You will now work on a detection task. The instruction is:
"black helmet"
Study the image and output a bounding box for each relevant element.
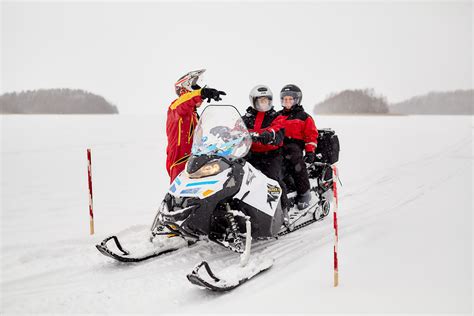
[280,84,302,107]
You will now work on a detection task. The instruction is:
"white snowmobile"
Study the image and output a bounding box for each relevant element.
[96,105,340,291]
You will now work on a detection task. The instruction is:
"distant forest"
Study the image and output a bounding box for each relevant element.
[314,89,389,114]
[0,89,119,114]
[390,90,472,115]
[313,89,472,115]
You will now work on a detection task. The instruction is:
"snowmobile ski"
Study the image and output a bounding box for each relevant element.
[186,205,327,291]
[97,199,328,263]
[96,234,190,263]
[186,257,273,292]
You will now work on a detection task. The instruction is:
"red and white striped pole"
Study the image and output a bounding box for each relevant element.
[87,149,95,235]
[332,165,339,287]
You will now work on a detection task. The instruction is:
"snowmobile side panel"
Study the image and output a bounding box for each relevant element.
[234,162,282,217]
[169,167,231,199]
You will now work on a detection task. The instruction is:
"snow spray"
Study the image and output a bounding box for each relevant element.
[332,165,339,287]
[87,149,95,235]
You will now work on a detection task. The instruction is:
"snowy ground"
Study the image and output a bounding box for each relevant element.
[1,112,472,314]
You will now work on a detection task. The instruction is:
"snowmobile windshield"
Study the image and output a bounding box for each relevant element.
[191,105,252,160]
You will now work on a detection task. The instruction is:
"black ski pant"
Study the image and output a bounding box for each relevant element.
[282,143,310,195]
[247,150,289,210]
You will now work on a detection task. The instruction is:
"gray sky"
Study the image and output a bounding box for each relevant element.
[2,1,472,114]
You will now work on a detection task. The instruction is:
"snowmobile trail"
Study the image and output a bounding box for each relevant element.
[2,115,471,313]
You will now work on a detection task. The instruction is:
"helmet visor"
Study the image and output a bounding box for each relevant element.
[255,96,272,112]
[281,90,302,107]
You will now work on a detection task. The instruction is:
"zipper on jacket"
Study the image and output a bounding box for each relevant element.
[178,117,183,146]
[188,117,194,144]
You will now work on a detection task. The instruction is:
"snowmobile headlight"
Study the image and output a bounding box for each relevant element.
[188,161,226,179]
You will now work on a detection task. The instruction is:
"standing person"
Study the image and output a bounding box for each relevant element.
[277,84,318,210]
[242,85,289,223]
[166,69,226,183]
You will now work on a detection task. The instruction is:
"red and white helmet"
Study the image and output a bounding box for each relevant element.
[174,69,206,96]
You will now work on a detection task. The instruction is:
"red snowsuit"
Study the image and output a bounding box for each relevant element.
[277,105,318,195]
[278,105,318,153]
[166,89,202,183]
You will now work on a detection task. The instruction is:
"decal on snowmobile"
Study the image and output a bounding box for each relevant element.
[168,168,230,199]
[246,168,256,185]
[186,180,219,187]
[266,184,281,208]
[170,184,177,193]
[234,163,281,217]
[180,188,200,195]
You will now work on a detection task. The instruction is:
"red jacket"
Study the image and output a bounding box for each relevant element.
[242,107,285,153]
[277,105,318,152]
[166,89,202,181]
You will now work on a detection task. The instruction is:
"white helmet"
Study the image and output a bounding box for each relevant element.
[175,69,206,96]
[249,85,273,112]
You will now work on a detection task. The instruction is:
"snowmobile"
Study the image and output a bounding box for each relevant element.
[96,105,340,291]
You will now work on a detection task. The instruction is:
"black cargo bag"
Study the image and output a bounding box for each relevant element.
[315,129,340,164]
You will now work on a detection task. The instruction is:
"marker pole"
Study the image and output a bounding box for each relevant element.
[87,149,95,235]
[332,165,339,287]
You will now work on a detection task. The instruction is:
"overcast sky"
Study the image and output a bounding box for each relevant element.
[2,1,472,114]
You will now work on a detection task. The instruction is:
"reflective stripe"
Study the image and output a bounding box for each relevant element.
[170,89,202,110]
[169,154,190,171]
[188,117,194,144]
[175,75,190,85]
[186,180,219,187]
[178,117,182,146]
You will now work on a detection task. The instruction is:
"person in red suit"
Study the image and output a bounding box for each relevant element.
[242,85,288,221]
[166,69,225,183]
[277,84,318,210]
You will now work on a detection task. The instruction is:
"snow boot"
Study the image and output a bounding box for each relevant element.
[296,190,312,210]
[282,206,290,228]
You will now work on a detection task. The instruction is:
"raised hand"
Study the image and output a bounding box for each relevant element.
[201,88,226,103]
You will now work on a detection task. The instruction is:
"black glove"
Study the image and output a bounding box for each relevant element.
[304,152,316,164]
[256,130,273,144]
[201,87,226,103]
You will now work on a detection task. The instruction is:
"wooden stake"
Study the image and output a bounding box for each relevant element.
[90,218,95,235]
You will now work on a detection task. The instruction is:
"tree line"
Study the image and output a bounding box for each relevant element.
[313,89,472,115]
[0,88,119,114]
